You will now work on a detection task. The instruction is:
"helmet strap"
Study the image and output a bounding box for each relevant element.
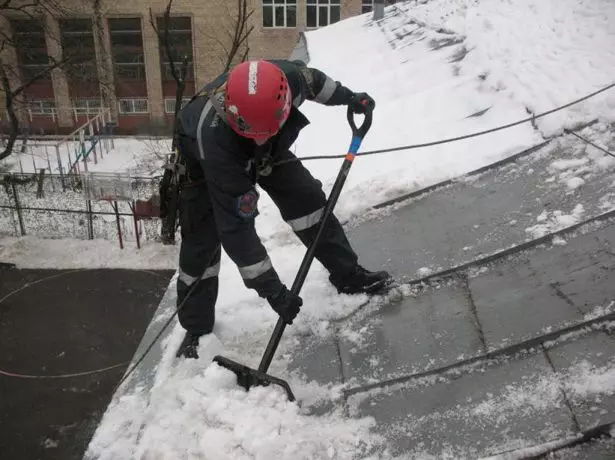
[205,85,230,126]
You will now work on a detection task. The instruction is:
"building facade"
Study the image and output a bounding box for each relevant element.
[0,0,383,134]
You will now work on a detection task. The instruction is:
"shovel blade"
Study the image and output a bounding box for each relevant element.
[213,355,296,402]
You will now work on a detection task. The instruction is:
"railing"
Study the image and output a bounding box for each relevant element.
[0,171,162,249]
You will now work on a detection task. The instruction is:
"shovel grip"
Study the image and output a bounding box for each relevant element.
[347,104,373,140]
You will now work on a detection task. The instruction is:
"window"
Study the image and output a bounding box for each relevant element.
[306,0,340,28]
[108,18,146,81]
[164,98,191,114]
[74,98,102,115]
[156,16,194,82]
[60,18,99,83]
[10,19,51,81]
[363,0,397,13]
[262,0,297,28]
[27,100,56,115]
[118,98,149,114]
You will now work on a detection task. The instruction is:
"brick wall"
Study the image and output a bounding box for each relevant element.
[1,0,365,134]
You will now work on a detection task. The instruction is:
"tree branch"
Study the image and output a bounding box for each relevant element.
[0,59,20,161]
[11,55,71,99]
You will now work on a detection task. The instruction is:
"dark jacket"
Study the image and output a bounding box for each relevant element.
[176,59,355,298]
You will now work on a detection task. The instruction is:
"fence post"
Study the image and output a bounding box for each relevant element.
[81,129,88,172]
[45,146,55,192]
[89,123,98,164]
[36,169,45,199]
[86,199,94,240]
[96,116,105,159]
[56,145,65,191]
[130,200,141,249]
[107,111,115,150]
[10,175,26,236]
[111,200,123,249]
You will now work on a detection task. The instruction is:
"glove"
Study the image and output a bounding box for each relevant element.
[350,92,375,114]
[267,285,303,325]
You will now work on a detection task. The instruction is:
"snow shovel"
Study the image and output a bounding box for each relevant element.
[213,104,374,402]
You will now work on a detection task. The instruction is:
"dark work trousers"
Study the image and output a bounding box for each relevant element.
[176,149,358,335]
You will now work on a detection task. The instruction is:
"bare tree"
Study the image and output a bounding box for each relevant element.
[92,0,114,120]
[0,1,71,161]
[152,0,254,245]
[204,0,254,73]
[149,0,192,244]
[150,0,190,148]
[0,0,106,161]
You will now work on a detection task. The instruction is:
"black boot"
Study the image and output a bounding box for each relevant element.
[176,332,201,359]
[329,265,393,295]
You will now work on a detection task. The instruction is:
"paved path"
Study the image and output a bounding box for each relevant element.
[0,268,173,460]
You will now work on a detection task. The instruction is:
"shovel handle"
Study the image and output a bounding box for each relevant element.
[258,105,374,374]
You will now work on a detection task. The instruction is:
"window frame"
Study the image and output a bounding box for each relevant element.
[262,0,298,29]
[118,98,149,114]
[74,98,103,115]
[27,99,57,116]
[156,16,195,82]
[108,17,147,81]
[306,0,341,28]
[10,18,52,81]
[164,97,192,114]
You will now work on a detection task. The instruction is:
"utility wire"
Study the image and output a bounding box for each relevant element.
[564,129,615,159]
[274,81,615,166]
[112,269,207,393]
[0,362,128,379]
[113,80,615,391]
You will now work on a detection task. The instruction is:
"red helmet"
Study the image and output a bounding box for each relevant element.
[224,60,292,142]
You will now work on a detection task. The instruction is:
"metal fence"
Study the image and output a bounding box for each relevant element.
[0,172,163,248]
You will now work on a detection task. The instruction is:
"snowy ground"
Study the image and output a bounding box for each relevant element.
[1,137,170,177]
[3,0,615,458]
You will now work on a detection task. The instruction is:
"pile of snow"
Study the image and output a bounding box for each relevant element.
[525,204,585,238]
[86,335,383,460]
[545,123,615,193]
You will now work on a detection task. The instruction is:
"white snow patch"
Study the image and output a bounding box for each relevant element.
[548,158,589,172]
[565,176,585,190]
[43,438,59,449]
[582,302,615,321]
[551,235,567,246]
[599,193,615,211]
[565,361,615,399]
[416,266,434,277]
[0,235,178,269]
[525,204,585,238]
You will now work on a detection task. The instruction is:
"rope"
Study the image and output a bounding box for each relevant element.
[112,270,206,393]
[564,129,615,159]
[274,81,615,166]
[76,82,615,392]
[0,362,128,379]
